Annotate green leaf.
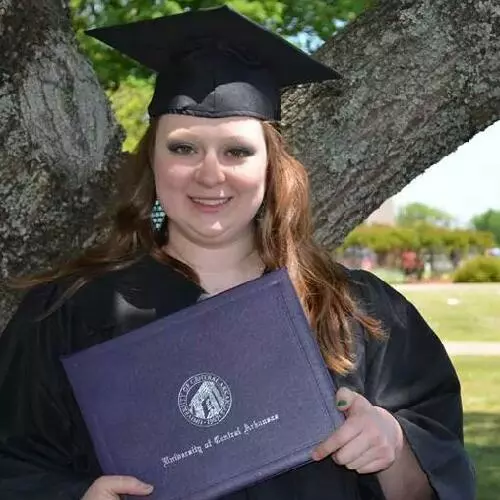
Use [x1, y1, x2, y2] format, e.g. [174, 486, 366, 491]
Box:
[106, 75, 154, 152]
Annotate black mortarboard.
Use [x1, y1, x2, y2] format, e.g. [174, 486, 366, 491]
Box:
[86, 5, 341, 121]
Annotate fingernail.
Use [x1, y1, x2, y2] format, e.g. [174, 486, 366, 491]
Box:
[337, 399, 348, 408]
[142, 483, 154, 492]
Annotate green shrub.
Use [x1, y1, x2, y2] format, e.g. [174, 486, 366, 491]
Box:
[453, 256, 500, 283]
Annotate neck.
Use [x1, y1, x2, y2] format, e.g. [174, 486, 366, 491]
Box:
[164, 225, 258, 273]
[163, 225, 264, 295]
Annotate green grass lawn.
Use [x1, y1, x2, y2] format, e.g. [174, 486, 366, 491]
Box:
[371, 282, 500, 497]
[452, 356, 500, 500]
[372, 267, 407, 284]
[395, 284, 500, 342]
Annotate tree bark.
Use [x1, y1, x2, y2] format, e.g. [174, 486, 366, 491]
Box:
[1, 0, 499, 331]
[282, 0, 500, 246]
[0, 0, 123, 330]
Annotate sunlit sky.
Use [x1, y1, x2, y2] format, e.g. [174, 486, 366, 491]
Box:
[392, 121, 500, 227]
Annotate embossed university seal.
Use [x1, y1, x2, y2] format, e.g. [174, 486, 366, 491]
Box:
[178, 373, 232, 427]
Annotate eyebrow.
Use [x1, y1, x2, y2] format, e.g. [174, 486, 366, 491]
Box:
[165, 130, 198, 141]
[223, 135, 256, 144]
[165, 133, 256, 144]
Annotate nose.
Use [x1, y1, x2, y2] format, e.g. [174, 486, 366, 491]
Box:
[194, 150, 225, 187]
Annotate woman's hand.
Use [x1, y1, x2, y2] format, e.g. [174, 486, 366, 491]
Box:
[81, 476, 154, 499]
[312, 387, 404, 474]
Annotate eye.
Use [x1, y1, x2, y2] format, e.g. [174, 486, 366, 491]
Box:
[167, 143, 196, 155]
[225, 147, 254, 158]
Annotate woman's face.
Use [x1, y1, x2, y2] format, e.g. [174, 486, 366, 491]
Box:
[153, 114, 268, 246]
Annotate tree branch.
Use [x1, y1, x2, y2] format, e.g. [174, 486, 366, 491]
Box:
[282, 0, 500, 246]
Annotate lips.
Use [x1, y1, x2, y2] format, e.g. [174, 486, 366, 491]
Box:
[189, 197, 232, 206]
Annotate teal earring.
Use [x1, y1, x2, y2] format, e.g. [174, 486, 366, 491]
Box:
[255, 200, 266, 222]
[151, 200, 166, 230]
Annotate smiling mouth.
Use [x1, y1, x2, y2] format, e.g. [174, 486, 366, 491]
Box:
[189, 197, 232, 206]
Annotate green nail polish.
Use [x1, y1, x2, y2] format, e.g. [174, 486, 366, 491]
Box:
[337, 399, 348, 408]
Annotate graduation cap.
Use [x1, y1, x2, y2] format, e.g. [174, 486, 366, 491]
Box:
[86, 5, 341, 121]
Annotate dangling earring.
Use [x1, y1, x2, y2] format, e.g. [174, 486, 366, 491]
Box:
[151, 199, 166, 230]
[255, 200, 266, 222]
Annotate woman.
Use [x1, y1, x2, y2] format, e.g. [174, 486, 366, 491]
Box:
[0, 6, 474, 500]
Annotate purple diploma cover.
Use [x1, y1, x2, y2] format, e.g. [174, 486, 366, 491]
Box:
[61, 268, 344, 500]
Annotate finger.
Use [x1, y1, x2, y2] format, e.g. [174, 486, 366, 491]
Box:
[337, 387, 371, 417]
[335, 387, 356, 412]
[357, 458, 392, 474]
[332, 432, 372, 466]
[312, 417, 363, 461]
[344, 445, 382, 471]
[99, 476, 154, 496]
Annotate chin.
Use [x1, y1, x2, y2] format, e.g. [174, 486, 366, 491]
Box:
[196, 229, 226, 240]
[191, 223, 254, 245]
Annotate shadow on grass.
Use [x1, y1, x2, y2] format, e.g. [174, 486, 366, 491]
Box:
[464, 412, 500, 500]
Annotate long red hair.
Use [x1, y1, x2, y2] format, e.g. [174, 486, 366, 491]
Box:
[13, 119, 383, 374]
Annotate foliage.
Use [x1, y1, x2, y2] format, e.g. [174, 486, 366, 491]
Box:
[106, 75, 154, 151]
[69, 0, 374, 150]
[453, 256, 500, 283]
[465, 229, 496, 250]
[431, 226, 494, 252]
[342, 224, 494, 255]
[472, 209, 500, 245]
[272, 0, 374, 46]
[343, 224, 418, 254]
[396, 202, 455, 228]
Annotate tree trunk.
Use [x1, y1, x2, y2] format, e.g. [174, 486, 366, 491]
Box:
[282, 0, 500, 246]
[0, 0, 123, 330]
[1, 0, 499, 331]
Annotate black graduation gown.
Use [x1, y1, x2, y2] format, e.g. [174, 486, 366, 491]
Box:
[0, 255, 475, 499]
